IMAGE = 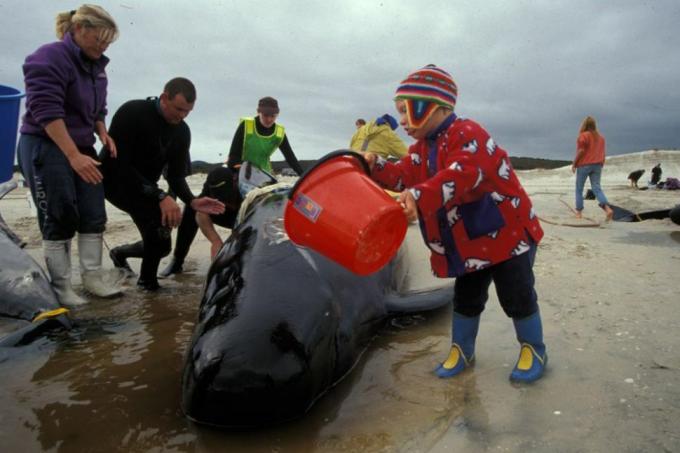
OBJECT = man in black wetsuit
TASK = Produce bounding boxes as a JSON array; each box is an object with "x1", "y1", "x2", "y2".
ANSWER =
[
  {"x1": 100, "y1": 77, "x2": 225, "y2": 290},
  {"x1": 159, "y1": 96, "x2": 304, "y2": 275}
]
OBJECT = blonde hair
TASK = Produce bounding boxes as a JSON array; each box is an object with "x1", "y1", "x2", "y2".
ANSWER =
[
  {"x1": 55, "y1": 4, "x2": 118, "y2": 43},
  {"x1": 579, "y1": 116, "x2": 600, "y2": 138}
]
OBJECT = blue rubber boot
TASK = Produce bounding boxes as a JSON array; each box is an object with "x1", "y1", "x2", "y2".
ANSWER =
[
  {"x1": 435, "y1": 313, "x2": 480, "y2": 378},
  {"x1": 510, "y1": 311, "x2": 547, "y2": 382}
]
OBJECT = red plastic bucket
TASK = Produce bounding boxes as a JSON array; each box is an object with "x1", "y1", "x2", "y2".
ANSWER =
[{"x1": 284, "y1": 150, "x2": 407, "y2": 275}]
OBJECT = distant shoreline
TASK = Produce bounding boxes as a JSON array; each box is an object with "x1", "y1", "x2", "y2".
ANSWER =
[
  {"x1": 188, "y1": 156, "x2": 574, "y2": 175},
  {"x1": 11, "y1": 148, "x2": 679, "y2": 175}
]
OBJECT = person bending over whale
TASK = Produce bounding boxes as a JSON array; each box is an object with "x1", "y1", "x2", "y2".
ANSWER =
[
  {"x1": 17, "y1": 5, "x2": 123, "y2": 306},
  {"x1": 364, "y1": 65, "x2": 548, "y2": 383},
  {"x1": 186, "y1": 165, "x2": 242, "y2": 261},
  {"x1": 100, "y1": 78, "x2": 224, "y2": 290},
  {"x1": 627, "y1": 169, "x2": 645, "y2": 189},
  {"x1": 349, "y1": 113, "x2": 408, "y2": 159}
]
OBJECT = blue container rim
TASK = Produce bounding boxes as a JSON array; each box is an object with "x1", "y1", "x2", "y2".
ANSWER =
[{"x1": 0, "y1": 84, "x2": 26, "y2": 100}]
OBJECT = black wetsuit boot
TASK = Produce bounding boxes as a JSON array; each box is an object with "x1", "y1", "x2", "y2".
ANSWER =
[
  {"x1": 159, "y1": 205, "x2": 198, "y2": 278},
  {"x1": 137, "y1": 226, "x2": 171, "y2": 291},
  {"x1": 109, "y1": 241, "x2": 144, "y2": 276}
]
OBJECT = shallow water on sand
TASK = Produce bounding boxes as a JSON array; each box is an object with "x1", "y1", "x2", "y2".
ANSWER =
[
  {"x1": 0, "y1": 265, "x2": 523, "y2": 452},
  {"x1": 0, "y1": 271, "x2": 458, "y2": 452},
  {"x1": 2, "y1": 261, "x2": 678, "y2": 452}
]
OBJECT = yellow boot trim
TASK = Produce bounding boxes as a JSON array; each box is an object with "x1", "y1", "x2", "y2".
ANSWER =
[
  {"x1": 443, "y1": 344, "x2": 469, "y2": 369},
  {"x1": 33, "y1": 308, "x2": 69, "y2": 323},
  {"x1": 516, "y1": 343, "x2": 544, "y2": 371}
]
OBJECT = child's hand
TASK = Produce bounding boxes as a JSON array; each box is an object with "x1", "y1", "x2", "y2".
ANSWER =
[
  {"x1": 363, "y1": 152, "x2": 377, "y2": 170},
  {"x1": 397, "y1": 190, "x2": 418, "y2": 222}
]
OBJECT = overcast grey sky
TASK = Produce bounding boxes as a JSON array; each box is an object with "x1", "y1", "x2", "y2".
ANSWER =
[{"x1": 1, "y1": 0, "x2": 679, "y2": 163}]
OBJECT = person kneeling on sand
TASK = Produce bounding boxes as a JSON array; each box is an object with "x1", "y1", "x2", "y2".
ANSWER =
[
  {"x1": 100, "y1": 78, "x2": 225, "y2": 291},
  {"x1": 364, "y1": 64, "x2": 547, "y2": 383}
]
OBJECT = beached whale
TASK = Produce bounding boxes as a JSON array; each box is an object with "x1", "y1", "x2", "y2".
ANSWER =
[
  {"x1": 181, "y1": 185, "x2": 453, "y2": 428},
  {"x1": 0, "y1": 181, "x2": 70, "y2": 347},
  {"x1": 670, "y1": 204, "x2": 680, "y2": 225}
]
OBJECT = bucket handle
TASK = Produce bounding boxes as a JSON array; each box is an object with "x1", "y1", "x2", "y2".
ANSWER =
[{"x1": 288, "y1": 149, "x2": 370, "y2": 200}]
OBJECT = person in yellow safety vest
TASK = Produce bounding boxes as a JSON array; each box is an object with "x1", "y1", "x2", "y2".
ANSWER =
[
  {"x1": 349, "y1": 113, "x2": 408, "y2": 159},
  {"x1": 226, "y1": 96, "x2": 303, "y2": 176},
  {"x1": 186, "y1": 97, "x2": 305, "y2": 259}
]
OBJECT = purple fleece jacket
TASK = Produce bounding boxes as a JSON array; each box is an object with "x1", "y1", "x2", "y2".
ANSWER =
[{"x1": 20, "y1": 32, "x2": 110, "y2": 148}]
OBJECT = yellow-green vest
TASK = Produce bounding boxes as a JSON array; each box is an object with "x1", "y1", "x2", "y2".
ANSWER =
[{"x1": 241, "y1": 117, "x2": 285, "y2": 173}]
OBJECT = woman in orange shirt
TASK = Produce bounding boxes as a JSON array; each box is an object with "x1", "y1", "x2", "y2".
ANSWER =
[{"x1": 571, "y1": 116, "x2": 614, "y2": 220}]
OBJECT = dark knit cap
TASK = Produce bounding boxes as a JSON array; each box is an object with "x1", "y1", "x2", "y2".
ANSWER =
[{"x1": 257, "y1": 96, "x2": 279, "y2": 114}]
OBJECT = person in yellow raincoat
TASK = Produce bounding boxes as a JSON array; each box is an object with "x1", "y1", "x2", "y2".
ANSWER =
[{"x1": 349, "y1": 113, "x2": 408, "y2": 159}]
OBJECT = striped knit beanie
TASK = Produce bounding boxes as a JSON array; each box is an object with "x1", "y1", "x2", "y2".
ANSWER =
[{"x1": 394, "y1": 65, "x2": 457, "y2": 129}]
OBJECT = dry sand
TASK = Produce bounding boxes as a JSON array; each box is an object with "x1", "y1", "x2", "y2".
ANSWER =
[{"x1": 1, "y1": 149, "x2": 679, "y2": 451}]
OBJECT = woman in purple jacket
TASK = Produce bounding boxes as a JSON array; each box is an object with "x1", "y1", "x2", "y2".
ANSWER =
[{"x1": 17, "y1": 4, "x2": 121, "y2": 306}]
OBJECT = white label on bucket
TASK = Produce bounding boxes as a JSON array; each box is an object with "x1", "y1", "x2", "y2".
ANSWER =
[{"x1": 293, "y1": 193, "x2": 322, "y2": 223}]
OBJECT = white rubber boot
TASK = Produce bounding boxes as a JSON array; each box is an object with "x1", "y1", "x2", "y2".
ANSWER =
[
  {"x1": 43, "y1": 239, "x2": 87, "y2": 307},
  {"x1": 78, "y1": 233, "x2": 122, "y2": 298}
]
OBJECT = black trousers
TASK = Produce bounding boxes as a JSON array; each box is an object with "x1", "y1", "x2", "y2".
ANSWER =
[
  {"x1": 453, "y1": 239, "x2": 538, "y2": 319},
  {"x1": 105, "y1": 189, "x2": 171, "y2": 283}
]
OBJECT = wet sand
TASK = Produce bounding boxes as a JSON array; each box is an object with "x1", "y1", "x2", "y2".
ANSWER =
[{"x1": 1, "y1": 151, "x2": 679, "y2": 452}]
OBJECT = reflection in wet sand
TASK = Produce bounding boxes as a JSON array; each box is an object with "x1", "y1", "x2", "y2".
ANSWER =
[
  {"x1": 4, "y1": 257, "x2": 678, "y2": 451},
  {"x1": 2, "y1": 273, "x2": 493, "y2": 452},
  {"x1": 28, "y1": 280, "x2": 196, "y2": 451}
]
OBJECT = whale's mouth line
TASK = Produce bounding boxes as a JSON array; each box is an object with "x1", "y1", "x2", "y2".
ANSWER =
[{"x1": 294, "y1": 246, "x2": 320, "y2": 274}]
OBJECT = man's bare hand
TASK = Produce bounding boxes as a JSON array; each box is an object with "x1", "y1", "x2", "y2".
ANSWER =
[
  {"x1": 160, "y1": 197, "x2": 182, "y2": 227},
  {"x1": 191, "y1": 196, "x2": 226, "y2": 215}
]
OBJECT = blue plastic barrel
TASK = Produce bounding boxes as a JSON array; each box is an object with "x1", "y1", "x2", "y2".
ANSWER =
[{"x1": 0, "y1": 85, "x2": 25, "y2": 184}]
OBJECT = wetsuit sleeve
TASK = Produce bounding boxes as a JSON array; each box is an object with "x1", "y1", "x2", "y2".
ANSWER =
[
  {"x1": 279, "y1": 135, "x2": 304, "y2": 175},
  {"x1": 166, "y1": 128, "x2": 196, "y2": 205},
  {"x1": 227, "y1": 121, "x2": 245, "y2": 169},
  {"x1": 107, "y1": 103, "x2": 165, "y2": 200}
]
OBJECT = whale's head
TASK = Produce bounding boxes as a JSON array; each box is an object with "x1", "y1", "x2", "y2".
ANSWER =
[{"x1": 181, "y1": 191, "x2": 390, "y2": 428}]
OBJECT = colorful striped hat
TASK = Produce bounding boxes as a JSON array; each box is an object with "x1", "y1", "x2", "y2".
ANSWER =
[
  {"x1": 395, "y1": 64, "x2": 457, "y2": 108},
  {"x1": 394, "y1": 65, "x2": 458, "y2": 129}
]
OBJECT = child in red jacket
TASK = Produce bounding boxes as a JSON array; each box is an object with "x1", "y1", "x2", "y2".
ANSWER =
[{"x1": 364, "y1": 65, "x2": 547, "y2": 382}]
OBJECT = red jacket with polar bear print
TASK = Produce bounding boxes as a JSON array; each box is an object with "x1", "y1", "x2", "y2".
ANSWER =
[{"x1": 370, "y1": 114, "x2": 543, "y2": 278}]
